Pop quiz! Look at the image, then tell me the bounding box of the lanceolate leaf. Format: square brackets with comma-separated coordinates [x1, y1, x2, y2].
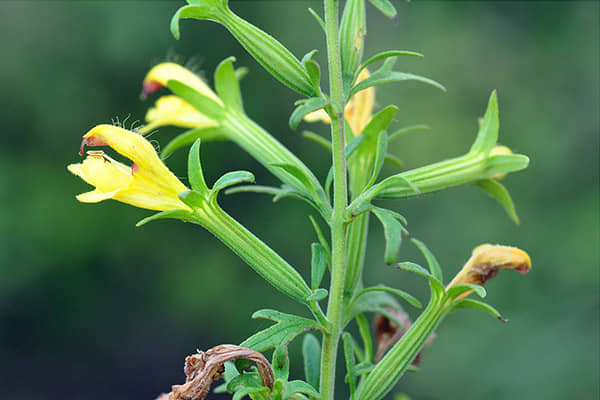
[215, 56, 244, 113]
[475, 178, 520, 224]
[371, 206, 407, 264]
[366, 130, 388, 189]
[446, 283, 487, 299]
[270, 162, 320, 200]
[356, 285, 422, 309]
[168, 79, 226, 121]
[349, 58, 445, 100]
[469, 90, 499, 156]
[211, 171, 255, 198]
[302, 333, 321, 390]
[452, 298, 507, 322]
[367, 0, 397, 18]
[411, 238, 443, 282]
[342, 332, 358, 397]
[359, 50, 424, 75]
[289, 98, 334, 130]
[135, 209, 193, 227]
[187, 139, 209, 195]
[272, 345, 289, 381]
[485, 154, 530, 176]
[396, 262, 445, 296]
[345, 291, 405, 327]
[241, 309, 320, 352]
[284, 380, 321, 399]
[310, 243, 327, 290]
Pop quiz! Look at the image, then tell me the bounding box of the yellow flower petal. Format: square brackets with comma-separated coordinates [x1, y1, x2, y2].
[346, 69, 374, 136]
[447, 244, 531, 293]
[139, 95, 218, 134]
[70, 126, 192, 212]
[303, 109, 331, 124]
[142, 62, 223, 106]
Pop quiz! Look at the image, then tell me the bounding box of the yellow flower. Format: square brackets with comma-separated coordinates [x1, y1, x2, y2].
[446, 244, 531, 298]
[138, 95, 218, 134]
[304, 69, 375, 137]
[141, 62, 223, 106]
[488, 145, 513, 180]
[67, 125, 192, 212]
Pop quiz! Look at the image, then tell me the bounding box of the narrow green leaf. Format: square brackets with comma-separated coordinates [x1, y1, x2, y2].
[356, 285, 422, 309]
[359, 50, 424, 75]
[446, 283, 487, 299]
[367, 0, 397, 18]
[306, 288, 328, 302]
[485, 154, 530, 176]
[170, 3, 223, 40]
[475, 179, 520, 224]
[452, 298, 507, 322]
[178, 189, 206, 208]
[135, 209, 193, 227]
[349, 58, 445, 100]
[366, 130, 388, 189]
[469, 90, 499, 155]
[345, 292, 412, 331]
[307, 8, 326, 33]
[211, 171, 255, 198]
[410, 238, 443, 282]
[215, 56, 244, 113]
[343, 332, 358, 397]
[310, 243, 327, 290]
[388, 124, 430, 143]
[361, 105, 398, 140]
[167, 79, 225, 121]
[240, 309, 320, 352]
[187, 139, 209, 195]
[301, 51, 321, 93]
[345, 134, 366, 157]
[161, 127, 226, 158]
[302, 131, 332, 152]
[309, 216, 331, 266]
[235, 66, 249, 81]
[270, 163, 317, 198]
[302, 333, 321, 390]
[289, 98, 332, 130]
[371, 206, 406, 264]
[355, 314, 373, 362]
[396, 262, 445, 296]
[284, 380, 321, 399]
[272, 345, 289, 381]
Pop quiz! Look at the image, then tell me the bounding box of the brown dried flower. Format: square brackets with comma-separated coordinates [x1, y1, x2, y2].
[157, 344, 274, 400]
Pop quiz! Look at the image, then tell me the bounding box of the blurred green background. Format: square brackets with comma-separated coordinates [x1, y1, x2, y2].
[1, 1, 598, 399]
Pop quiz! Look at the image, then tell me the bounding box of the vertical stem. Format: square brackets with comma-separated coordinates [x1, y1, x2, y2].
[321, 0, 348, 399]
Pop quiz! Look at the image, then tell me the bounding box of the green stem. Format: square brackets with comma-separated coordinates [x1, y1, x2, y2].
[321, 0, 348, 399]
[190, 201, 327, 325]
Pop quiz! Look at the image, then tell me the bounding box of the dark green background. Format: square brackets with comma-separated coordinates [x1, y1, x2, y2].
[1, 1, 598, 399]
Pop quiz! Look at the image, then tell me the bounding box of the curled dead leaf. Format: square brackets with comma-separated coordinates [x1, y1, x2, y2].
[156, 344, 274, 400]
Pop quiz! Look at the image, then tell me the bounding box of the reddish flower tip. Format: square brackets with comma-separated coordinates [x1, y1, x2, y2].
[140, 81, 163, 100]
[79, 136, 108, 156]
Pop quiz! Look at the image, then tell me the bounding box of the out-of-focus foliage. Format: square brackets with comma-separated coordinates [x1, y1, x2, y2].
[0, 1, 597, 399]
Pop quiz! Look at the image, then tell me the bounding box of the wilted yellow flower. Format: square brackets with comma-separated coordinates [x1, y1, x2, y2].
[141, 62, 223, 106]
[68, 125, 191, 212]
[447, 244, 531, 298]
[488, 145, 513, 180]
[304, 69, 375, 137]
[139, 95, 218, 134]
